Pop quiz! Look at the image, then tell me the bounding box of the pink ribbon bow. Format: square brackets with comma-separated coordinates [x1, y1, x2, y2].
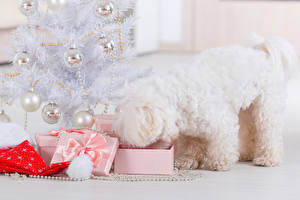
[61, 132, 109, 168]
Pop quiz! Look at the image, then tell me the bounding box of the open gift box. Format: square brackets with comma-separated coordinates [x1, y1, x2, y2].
[114, 142, 174, 175]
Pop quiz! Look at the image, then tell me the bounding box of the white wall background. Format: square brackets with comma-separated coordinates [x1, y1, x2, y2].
[159, 0, 183, 44]
[135, 0, 183, 54]
[135, 0, 160, 54]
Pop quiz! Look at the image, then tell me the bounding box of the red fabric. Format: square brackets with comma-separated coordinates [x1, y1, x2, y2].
[0, 140, 69, 176]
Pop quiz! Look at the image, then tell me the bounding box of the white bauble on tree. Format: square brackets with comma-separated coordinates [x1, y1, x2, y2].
[18, 0, 39, 17]
[46, 0, 67, 11]
[13, 51, 32, 68]
[64, 46, 84, 69]
[0, 110, 11, 123]
[73, 110, 95, 128]
[41, 102, 61, 124]
[20, 89, 42, 112]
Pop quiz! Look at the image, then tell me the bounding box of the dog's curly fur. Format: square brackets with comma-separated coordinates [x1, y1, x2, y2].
[113, 36, 299, 171]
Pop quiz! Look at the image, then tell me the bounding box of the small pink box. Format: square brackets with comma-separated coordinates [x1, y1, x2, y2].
[51, 131, 119, 176]
[114, 145, 174, 175]
[95, 114, 116, 136]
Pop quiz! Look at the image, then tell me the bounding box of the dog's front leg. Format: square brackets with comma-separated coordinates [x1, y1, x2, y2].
[175, 135, 207, 170]
[200, 110, 240, 171]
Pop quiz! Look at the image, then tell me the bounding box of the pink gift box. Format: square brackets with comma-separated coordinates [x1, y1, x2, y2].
[95, 114, 116, 136]
[114, 145, 174, 175]
[51, 131, 119, 176]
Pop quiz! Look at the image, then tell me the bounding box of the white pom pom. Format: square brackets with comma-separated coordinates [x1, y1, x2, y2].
[0, 122, 32, 149]
[66, 154, 93, 179]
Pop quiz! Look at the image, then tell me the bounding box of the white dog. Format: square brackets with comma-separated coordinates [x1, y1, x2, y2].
[113, 35, 299, 171]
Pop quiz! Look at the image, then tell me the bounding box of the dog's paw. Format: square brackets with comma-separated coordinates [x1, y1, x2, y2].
[203, 160, 234, 171]
[253, 155, 281, 167]
[201, 153, 238, 171]
[253, 148, 282, 167]
[175, 156, 199, 170]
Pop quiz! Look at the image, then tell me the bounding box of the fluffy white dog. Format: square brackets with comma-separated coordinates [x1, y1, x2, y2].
[113, 35, 299, 171]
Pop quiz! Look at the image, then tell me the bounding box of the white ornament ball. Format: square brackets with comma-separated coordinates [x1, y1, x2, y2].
[46, 0, 67, 11]
[20, 90, 42, 112]
[19, 0, 39, 16]
[41, 103, 61, 124]
[73, 110, 95, 128]
[0, 110, 11, 123]
[64, 46, 84, 69]
[95, 1, 114, 17]
[13, 51, 32, 68]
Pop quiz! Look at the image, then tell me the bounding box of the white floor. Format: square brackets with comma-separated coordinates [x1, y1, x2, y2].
[1, 52, 300, 200]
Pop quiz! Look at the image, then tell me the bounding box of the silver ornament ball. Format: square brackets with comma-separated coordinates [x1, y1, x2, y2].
[13, 51, 32, 68]
[0, 110, 11, 123]
[95, 1, 114, 17]
[64, 46, 84, 69]
[20, 90, 42, 112]
[103, 40, 115, 54]
[42, 102, 61, 124]
[97, 33, 107, 46]
[46, 0, 67, 11]
[19, 0, 39, 17]
[73, 110, 95, 128]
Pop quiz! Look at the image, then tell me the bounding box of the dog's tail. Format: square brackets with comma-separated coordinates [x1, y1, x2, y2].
[249, 34, 299, 79]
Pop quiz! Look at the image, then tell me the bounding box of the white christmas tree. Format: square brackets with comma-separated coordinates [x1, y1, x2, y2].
[0, 0, 146, 128]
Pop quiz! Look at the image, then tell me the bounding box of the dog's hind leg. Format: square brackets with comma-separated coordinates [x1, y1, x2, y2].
[252, 91, 285, 167]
